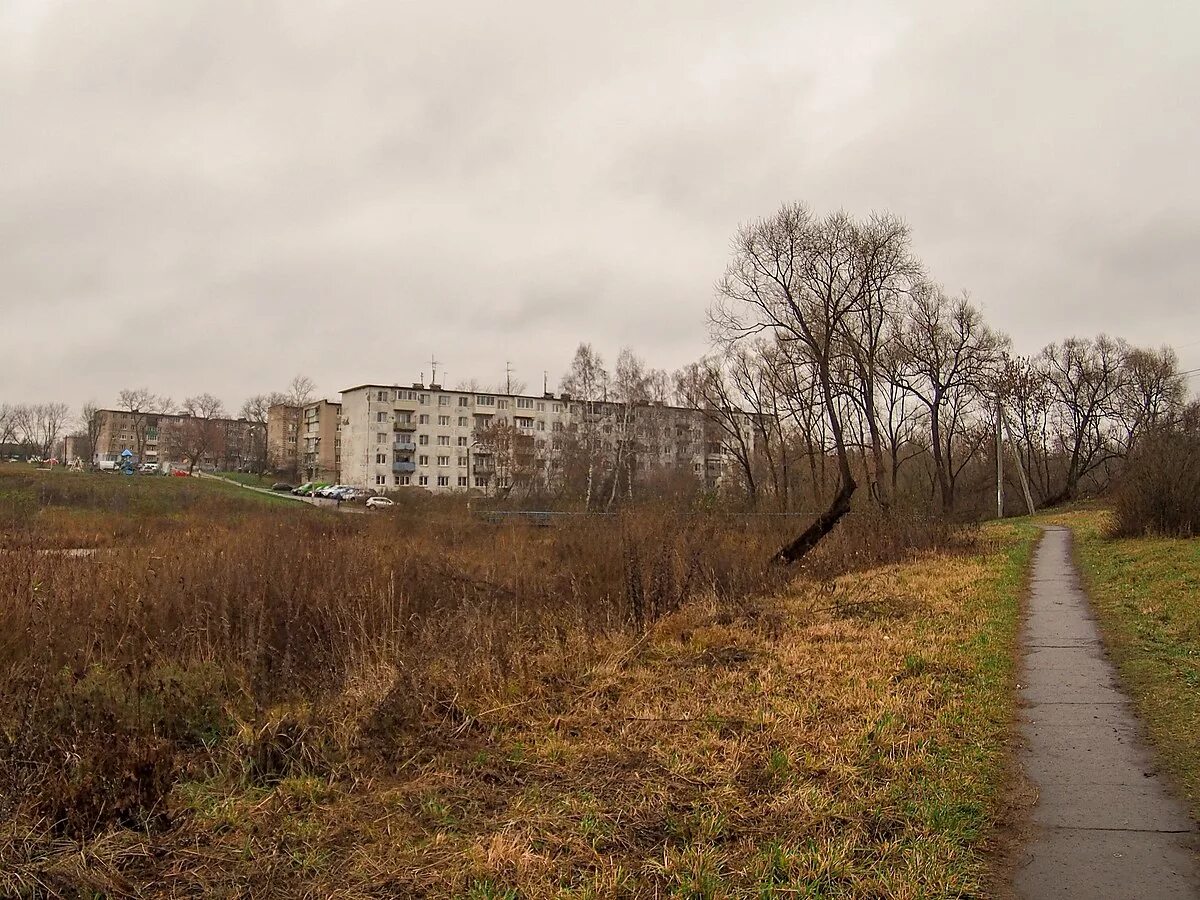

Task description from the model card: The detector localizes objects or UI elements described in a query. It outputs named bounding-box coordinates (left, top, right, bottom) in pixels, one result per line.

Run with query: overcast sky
left=3, top=0, right=1199, bottom=410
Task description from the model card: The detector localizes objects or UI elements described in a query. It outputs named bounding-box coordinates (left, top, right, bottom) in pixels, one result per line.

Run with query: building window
left=376, top=411, right=388, bottom=423
left=458, top=476, right=468, bottom=486
left=419, top=455, right=429, bottom=466
left=536, top=402, right=545, bottom=411
left=437, top=455, right=449, bottom=466
left=553, top=402, right=562, bottom=413
left=377, top=390, right=389, bottom=402
left=419, top=414, right=430, bottom=424
left=458, top=456, right=468, bottom=467
left=375, top=474, right=386, bottom=485
left=497, top=399, right=509, bottom=409
left=437, top=435, right=450, bottom=446
left=458, top=416, right=468, bottom=427
left=515, top=416, right=533, bottom=429
left=418, top=434, right=429, bottom=445
left=457, top=436, right=467, bottom=446
left=475, top=476, right=488, bottom=488
left=419, top=475, right=429, bottom=486
left=552, top=421, right=564, bottom=432
left=377, top=432, right=389, bottom=443
left=376, top=453, right=387, bottom=464
left=536, top=420, right=545, bottom=431
left=478, top=395, right=494, bottom=406
left=419, top=394, right=429, bottom=404
left=438, top=395, right=451, bottom=406
left=458, top=397, right=469, bottom=407
left=437, top=475, right=449, bottom=487
left=517, top=398, right=533, bottom=409
left=438, top=415, right=450, bottom=426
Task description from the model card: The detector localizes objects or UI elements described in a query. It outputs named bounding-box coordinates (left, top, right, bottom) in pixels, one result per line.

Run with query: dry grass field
left=0, top=468, right=1035, bottom=898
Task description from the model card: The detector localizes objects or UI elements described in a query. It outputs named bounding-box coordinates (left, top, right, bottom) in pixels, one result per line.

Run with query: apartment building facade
left=92, top=409, right=264, bottom=470
left=266, top=404, right=301, bottom=475
left=300, top=399, right=341, bottom=483
left=338, top=383, right=755, bottom=495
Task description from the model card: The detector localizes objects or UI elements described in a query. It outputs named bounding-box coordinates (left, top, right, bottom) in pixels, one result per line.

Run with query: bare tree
left=287, top=375, right=316, bottom=407
left=713, top=203, right=918, bottom=563
left=561, top=343, right=609, bottom=508
left=896, top=285, right=1008, bottom=512
left=675, top=355, right=760, bottom=506
left=13, top=403, right=71, bottom=459
left=1115, top=346, right=1187, bottom=451
left=239, top=393, right=289, bottom=472
left=837, top=213, right=922, bottom=510
left=78, top=402, right=103, bottom=466
left=1040, top=335, right=1130, bottom=505
left=118, top=388, right=172, bottom=463
left=0, top=404, right=18, bottom=447
left=165, top=394, right=226, bottom=473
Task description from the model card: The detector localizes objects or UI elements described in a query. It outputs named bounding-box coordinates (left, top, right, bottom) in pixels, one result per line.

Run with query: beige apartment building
left=338, top=382, right=754, bottom=495
left=266, top=404, right=301, bottom=475
left=300, top=399, right=341, bottom=483
left=92, top=409, right=263, bottom=471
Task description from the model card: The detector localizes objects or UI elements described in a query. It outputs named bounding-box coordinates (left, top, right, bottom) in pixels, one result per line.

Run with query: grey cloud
left=3, top=0, right=1199, bottom=409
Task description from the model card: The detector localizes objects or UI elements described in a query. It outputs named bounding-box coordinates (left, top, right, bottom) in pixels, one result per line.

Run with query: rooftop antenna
left=505, top=361, right=513, bottom=395
left=430, top=354, right=440, bottom=385
left=543, top=370, right=548, bottom=394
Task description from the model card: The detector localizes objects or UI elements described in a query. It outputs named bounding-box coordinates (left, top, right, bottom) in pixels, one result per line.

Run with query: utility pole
left=430, top=355, right=439, bottom=386
left=1001, top=406, right=1037, bottom=516
left=505, top=361, right=513, bottom=395
left=996, top=397, right=1005, bottom=518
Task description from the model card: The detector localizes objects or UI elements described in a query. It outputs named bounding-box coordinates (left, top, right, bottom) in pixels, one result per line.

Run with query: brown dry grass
left=0, top=469, right=1029, bottom=898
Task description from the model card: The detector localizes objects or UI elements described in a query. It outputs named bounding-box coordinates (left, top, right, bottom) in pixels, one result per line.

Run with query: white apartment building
left=339, top=382, right=756, bottom=496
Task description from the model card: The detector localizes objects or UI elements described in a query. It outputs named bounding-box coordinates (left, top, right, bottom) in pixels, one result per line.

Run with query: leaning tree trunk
left=773, top=476, right=856, bottom=565
left=774, top=364, right=857, bottom=566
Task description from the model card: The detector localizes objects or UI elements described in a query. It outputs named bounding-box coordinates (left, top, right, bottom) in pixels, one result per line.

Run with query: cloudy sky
left=3, top=0, right=1199, bottom=410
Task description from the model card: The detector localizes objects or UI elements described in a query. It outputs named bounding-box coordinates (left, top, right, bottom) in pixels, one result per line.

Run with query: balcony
left=393, top=421, right=417, bottom=432
left=393, top=441, right=416, bottom=453
left=392, top=460, right=416, bottom=474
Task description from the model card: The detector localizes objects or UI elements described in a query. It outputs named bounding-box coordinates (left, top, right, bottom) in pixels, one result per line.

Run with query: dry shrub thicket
left=1110, top=423, right=1200, bottom=538
left=0, top=471, right=976, bottom=893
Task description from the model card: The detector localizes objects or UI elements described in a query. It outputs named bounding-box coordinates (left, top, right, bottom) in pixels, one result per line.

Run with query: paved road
left=1015, top=526, right=1200, bottom=898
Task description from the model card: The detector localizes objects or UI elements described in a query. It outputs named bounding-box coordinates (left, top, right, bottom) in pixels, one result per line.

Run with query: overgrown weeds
left=0, top=469, right=998, bottom=897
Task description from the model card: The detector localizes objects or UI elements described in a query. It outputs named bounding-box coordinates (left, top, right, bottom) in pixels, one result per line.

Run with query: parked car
left=365, top=496, right=394, bottom=509
left=292, top=482, right=313, bottom=495
left=139, top=462, right=158, bottom=474
left=271, top=483, right=295, bottom=492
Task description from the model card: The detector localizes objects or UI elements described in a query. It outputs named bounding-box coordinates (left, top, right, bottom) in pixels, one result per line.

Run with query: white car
left=365, top=496, right=394, bottom=509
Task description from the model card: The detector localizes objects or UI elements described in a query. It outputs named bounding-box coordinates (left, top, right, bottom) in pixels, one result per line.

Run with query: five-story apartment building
left=339, top=382, right=754, bottom=495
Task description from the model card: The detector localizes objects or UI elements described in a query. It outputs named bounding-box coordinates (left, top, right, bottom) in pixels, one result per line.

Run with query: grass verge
left=1040, top=509, right=1200, bottom=816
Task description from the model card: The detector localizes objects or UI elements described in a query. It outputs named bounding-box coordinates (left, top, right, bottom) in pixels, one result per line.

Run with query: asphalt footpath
left=1014, top=526, right=1200, bottom=898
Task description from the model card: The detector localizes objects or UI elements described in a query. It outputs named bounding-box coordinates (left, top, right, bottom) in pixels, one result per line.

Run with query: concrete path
left=1015, top=526, right=1200, bottom=899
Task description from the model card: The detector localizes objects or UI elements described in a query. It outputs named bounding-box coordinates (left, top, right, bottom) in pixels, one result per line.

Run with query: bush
left=1111, top=428, right=1200, bottom=538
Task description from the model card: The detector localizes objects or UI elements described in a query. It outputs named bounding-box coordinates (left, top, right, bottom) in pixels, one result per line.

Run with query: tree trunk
left=929, top=407, right=952, bottom=513
left=773, top=476, right=856, bottom=565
